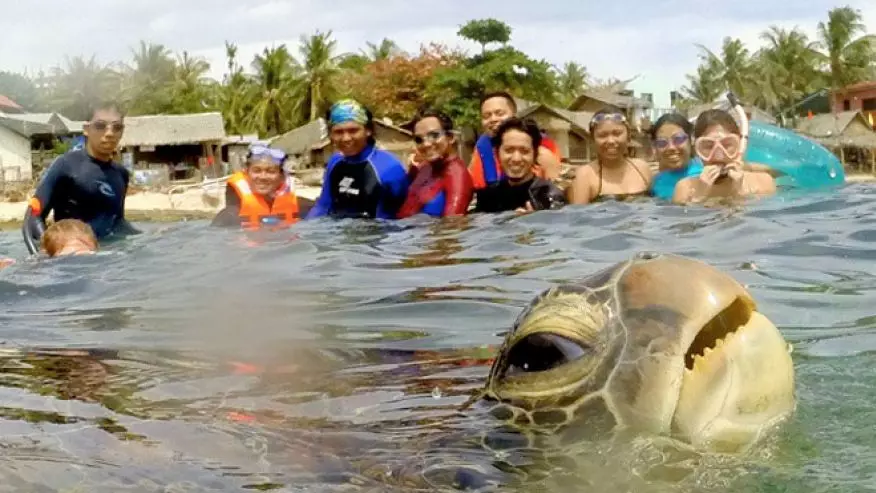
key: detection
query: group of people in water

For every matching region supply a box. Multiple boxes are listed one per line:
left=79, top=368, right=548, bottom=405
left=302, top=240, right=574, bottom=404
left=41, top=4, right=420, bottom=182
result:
left=9, top=90, right=781, bottom=259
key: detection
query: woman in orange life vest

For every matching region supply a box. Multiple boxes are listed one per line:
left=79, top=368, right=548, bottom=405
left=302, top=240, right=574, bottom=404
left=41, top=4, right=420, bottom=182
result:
left=211, top=145, right=308, bottom=230
left=567, top=105, right=653, bottom=204
left=468, top=91, right=563, bottom=190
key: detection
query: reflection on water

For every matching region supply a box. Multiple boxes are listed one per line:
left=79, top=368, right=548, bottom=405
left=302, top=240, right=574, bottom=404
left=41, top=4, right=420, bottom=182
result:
left=0, top=184, right=874, bottom=491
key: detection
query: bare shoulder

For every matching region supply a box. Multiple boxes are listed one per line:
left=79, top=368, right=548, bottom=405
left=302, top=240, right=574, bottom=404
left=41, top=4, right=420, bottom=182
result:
left=629, top=158, right=654, bottom=182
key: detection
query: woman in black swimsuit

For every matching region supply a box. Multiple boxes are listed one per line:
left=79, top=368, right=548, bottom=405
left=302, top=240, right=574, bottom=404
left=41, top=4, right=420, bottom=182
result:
left=567, top=105, right=653, bottom=205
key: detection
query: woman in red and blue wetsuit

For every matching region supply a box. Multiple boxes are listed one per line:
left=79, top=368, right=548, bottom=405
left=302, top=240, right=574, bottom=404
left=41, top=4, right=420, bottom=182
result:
left=397, top=111, right=473, bottom=219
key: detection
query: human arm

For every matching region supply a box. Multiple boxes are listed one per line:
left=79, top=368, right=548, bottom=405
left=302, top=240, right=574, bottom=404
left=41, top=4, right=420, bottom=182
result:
left=671, top=177, right=696, bottom=204
left=566, top=164, right=597, bottom=205
left=304, top=160, right=337, bottom=219
left=22, top=156, right=66, bottom=254
left=115, top=168, right=142, bottom=235
left=211, top=184, right=242, bottom=227
left=375, top=157, right=410, bottom=220
left=442, top=161, right=474, bottom=216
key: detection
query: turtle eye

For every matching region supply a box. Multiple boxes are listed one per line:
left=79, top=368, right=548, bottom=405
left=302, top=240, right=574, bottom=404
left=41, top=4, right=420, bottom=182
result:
left=503, top=333, right=591, bottom=377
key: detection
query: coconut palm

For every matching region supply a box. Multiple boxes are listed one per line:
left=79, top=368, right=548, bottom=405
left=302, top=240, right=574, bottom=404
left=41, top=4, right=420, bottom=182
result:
left=169, top=51, right=213, bottom=114
left=45, top=55, right=122, bottom=120
left=291, top=30, right=344, bottom=123
left=682, top=64, right=724, bottom=104
left=245, top=44, right=299, bottom=137
left=817, top=6, right=876, bottom=88
left=694, top=37, right=755, bottom=100
left=124, top=41, right=176, bottom=114
left=754, top=26, right=825, bottom=114
left=555, top=61, right=590, bottom=105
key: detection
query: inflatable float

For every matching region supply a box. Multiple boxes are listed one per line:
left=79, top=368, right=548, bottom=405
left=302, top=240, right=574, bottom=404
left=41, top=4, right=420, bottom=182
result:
left=706, top=93, right=845, bottom=190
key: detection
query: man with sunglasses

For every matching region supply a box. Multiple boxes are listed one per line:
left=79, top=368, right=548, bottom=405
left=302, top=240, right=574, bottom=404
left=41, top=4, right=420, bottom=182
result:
left=22, top=102, right=140, bottom=254
left=212, top=145, right=307, bottom=230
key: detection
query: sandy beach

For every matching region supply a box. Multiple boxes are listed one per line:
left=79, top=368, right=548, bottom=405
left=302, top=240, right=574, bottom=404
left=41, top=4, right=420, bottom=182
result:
left=0, top=182, right=323, bottom=227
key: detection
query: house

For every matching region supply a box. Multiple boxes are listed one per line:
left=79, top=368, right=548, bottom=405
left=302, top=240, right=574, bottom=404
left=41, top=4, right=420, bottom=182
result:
left=270, top=117, right=415, bottom=169
left=0, top=95, right=24, bottom=114
left=0, top=111, right=85, bottom=150
left=118, top=112, right=227, bottom=181
left=795, top=110, right=876, bottom=173
left=831, top=81, right=876, bottom=129
left=0, top=117, right=34, bottom=181
left=514, top=99, right=595, bottom=163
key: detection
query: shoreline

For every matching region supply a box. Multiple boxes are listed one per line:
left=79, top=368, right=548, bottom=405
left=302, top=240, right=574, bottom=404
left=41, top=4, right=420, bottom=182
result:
left=0, top=185, right=324, bottom=231
left=0, top=176, right=872, bottom=231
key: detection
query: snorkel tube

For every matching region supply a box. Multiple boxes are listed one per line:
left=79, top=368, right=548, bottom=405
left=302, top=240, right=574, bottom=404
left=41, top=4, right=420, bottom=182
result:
left=727, top=92, right=749, bottom=157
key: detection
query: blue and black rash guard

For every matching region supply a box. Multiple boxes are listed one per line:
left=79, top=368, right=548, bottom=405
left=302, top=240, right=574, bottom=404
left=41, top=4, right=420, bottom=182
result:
left=22, top=149, right=140, bottom=254
left=305, top=144, right=409, bottom=220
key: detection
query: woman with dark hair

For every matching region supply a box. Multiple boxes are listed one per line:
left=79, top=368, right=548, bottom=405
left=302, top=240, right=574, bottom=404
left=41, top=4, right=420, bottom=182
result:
left=672, top=109, right=776, bottom=204
left=567, top=105, right=653, bottom=204
left=396, top=110, right=473, bottom=218
left=306, top=99, right=409, bottom=220
left=473, top=117, right=566, bottom=213
left=649, top=112, right=703, bottom=200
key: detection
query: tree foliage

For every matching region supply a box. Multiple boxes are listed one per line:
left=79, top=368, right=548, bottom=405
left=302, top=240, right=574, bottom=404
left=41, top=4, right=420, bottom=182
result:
left=457, top=19, right=512, bottom=53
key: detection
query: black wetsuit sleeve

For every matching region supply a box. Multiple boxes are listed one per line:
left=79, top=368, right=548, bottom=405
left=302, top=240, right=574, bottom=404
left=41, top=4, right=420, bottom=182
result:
left=22, top=157, right=66, bottom=254
left=114, top=168, right=142, bottom=235
left=211, top=184, right=243, bottom=228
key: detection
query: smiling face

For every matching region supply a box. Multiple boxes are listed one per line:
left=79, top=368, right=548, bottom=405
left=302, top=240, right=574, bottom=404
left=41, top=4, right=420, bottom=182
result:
left=330, top=121, right=371, bottom=157
left=498, top=128, right=536, bottom=182
left=413, top=116, right=453, bottom=163
left=483, top=253, right=796, bottom=454
left=593, top=121, right=629, bottom=163
left=654, top=123, right=692, bottom=171
left=481, top=97, right=515, bottom=137
left=246, top=160, right=285, bottom=196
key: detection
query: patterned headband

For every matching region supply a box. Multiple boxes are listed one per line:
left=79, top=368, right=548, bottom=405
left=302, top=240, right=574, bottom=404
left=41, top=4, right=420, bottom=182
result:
left=328, top=99, right=369, bottom=126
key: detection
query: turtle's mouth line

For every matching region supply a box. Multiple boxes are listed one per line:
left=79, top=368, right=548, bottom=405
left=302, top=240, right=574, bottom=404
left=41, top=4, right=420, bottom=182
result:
left=684, top=296, right=752, bottom=370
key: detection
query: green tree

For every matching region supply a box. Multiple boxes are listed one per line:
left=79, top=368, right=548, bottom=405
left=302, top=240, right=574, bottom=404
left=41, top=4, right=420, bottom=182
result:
left=694, top=37, right=754, bottom=100
left=218, top=41, right=256, bottom=135
left=817, top=5, right=876, bottom=88
left=555, top=62, right=590, bottom=106
left=124, top=41, right=176, bottom=115
left=754, top=26, right=824, bottom=114
left=457, top=18, right=512, bottom=54
left=44, top=55, right=122, bottom=120
left=291, top=30, right=344, bottom=123
left=245, top=44, right=299, bottom=137
left=0, top=71, right=41, bottom=111
left=169, top=51, right=213, bottom=114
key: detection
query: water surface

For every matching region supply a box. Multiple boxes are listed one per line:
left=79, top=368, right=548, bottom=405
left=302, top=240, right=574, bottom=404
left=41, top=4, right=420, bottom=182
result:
left=0, top=184, right=874, bottom=492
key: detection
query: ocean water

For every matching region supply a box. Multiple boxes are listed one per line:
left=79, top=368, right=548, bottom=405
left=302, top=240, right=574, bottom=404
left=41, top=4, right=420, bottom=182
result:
left=0, top=183, right=874, bottom=492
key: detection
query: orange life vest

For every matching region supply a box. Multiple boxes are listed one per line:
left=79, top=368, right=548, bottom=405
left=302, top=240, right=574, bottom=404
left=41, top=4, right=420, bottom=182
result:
left=227, top=172, right=300, bottom=231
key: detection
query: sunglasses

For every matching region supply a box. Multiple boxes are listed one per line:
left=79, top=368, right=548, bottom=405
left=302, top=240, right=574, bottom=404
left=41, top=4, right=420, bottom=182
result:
left=248, top=145, right=287, bottom=165
left=89, top=121, right=125, bottom=133
left=590, top=112, right=627, bottom=129
left=654, top=132, right=689, bottom=150
left=694, top=134, right=741, bottom=162
left=413, top=130, right=447, bottom=145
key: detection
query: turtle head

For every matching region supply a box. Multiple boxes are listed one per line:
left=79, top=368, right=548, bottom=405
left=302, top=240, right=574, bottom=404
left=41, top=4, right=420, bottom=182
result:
left=484, top=252, right=796, bottom=453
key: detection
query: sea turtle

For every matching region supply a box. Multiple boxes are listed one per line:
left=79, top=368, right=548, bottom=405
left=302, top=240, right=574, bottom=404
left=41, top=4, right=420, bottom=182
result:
left=479, top=251, right=796, bottom=455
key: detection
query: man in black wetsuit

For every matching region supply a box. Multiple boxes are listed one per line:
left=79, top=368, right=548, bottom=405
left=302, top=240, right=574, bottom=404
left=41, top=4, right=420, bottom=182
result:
left=474, top=117, right=566, bottom=214
left=22, top=102, right=140, bottom=254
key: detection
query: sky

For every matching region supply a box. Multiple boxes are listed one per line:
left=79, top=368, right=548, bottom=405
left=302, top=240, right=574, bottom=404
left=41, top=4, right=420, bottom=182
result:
left=1, top=0, right=874, bottom=108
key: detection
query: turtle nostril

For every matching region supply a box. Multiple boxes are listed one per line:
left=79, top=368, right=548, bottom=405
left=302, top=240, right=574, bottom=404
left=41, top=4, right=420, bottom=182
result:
left=501, top=333, right=590, bottom=378
left=637, top=251, right=661, bottom=260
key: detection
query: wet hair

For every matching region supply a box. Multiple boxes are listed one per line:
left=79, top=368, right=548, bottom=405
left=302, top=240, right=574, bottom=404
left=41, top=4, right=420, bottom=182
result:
left=650, top=112, right=693, bottom=140
left=41, top=219, right=98, bottom=257
left=693, top=109, right=740, bottom=137
left=479, top=91, right=518, bottom=113
left=589, top=104, right=628, bottom=133
left=89, top=101, right=125, bottom=121
left=491, top=117, right=542, bottom=151
left=413, top=109, right=454, bottom=132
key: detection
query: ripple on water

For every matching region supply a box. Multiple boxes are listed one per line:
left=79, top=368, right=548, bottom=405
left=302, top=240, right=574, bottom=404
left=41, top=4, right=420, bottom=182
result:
left=0, top=185, right=873, bottom=491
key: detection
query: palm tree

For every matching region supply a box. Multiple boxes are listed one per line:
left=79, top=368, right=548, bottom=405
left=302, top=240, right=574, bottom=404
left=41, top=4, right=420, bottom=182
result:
left=246, top=44, right=299, bottom=136
left=682, top=64, right=724, bottom=104
left=555, top=61, right=589, bottom=105
left=292, top=30, right=344, bottom=123
left=754, top=26, right=824, bottom=114
left=45, top=55, right=122, bottom=120
left=124, top=41, right=176, bottom=114
left=218, top=41, right=255, bottom=134
left=364, top=38, right=402, bottom=61
left=170, top=51, right=212, bottom=114
left=694, top=37, right=754, bottom=100
left=816, top=6, right=876, bottom=88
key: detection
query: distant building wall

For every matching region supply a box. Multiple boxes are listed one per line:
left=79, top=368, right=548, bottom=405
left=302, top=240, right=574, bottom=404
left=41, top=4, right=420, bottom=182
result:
left=0, top=124, right=33, bottom=181
left=832, top=83, right=876, bottom=128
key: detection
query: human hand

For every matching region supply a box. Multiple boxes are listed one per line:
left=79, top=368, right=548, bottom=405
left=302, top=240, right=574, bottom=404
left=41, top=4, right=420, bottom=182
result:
left=699, top=165, right=723, bottom=186
left=515, top=201, right=535, bottom=214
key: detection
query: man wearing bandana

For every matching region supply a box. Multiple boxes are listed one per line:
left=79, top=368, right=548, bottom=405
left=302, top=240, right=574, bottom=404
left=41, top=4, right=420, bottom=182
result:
left=306, top=99, right=409, bottom=220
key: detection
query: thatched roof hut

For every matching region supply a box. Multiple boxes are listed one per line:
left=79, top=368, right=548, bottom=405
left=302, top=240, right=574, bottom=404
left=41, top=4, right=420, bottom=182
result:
left=119, top=112, right=226, bottom=148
